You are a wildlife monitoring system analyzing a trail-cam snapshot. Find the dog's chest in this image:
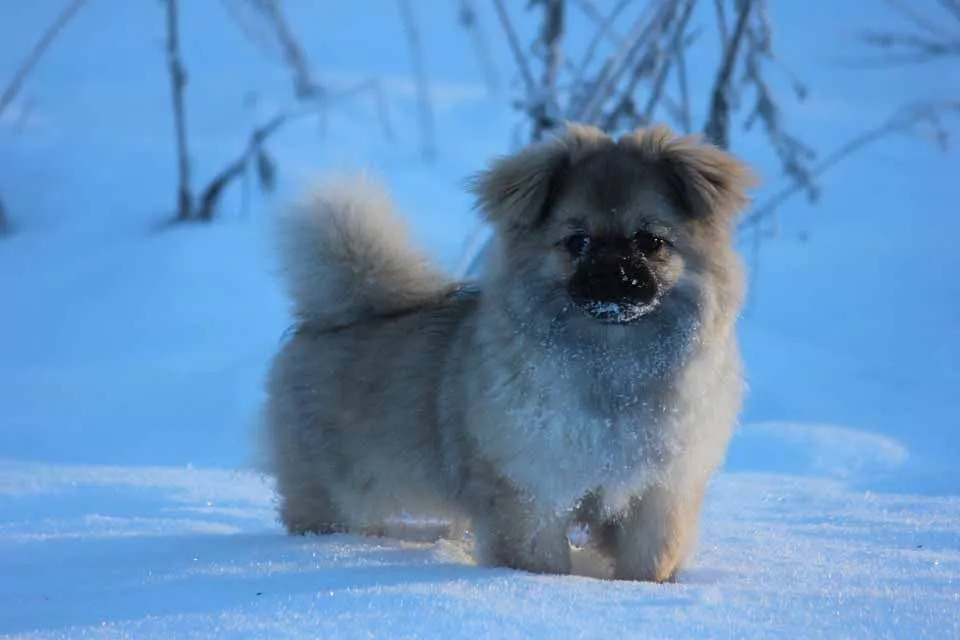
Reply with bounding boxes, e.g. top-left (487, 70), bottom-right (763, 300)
top-left (476, 352), bottom-right (678, 511)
